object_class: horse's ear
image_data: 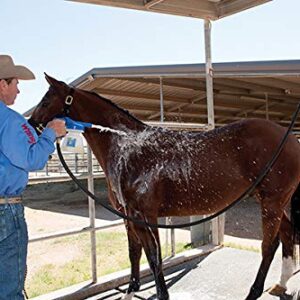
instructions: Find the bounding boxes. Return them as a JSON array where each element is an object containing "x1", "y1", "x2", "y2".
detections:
[{"x1": 44, "y1": 73, "x2": 65, "y2": 87}]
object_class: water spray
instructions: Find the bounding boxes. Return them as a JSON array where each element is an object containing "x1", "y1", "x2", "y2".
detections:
[{"x1": 60, "y1": 117, "x2": 126, "y2": 153}]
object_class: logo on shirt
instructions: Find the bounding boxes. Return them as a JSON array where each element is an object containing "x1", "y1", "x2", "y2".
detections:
[{"x1": 22, "y1": 124, "x2": 36, "y2": 144}]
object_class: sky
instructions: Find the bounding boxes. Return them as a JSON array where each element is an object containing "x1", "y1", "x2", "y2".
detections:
[{"x1": 1, "y1": 0, "x2": 300, "y2": 114}]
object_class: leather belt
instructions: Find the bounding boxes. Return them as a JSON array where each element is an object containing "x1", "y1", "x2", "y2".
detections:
[{"x1": 0, "y1": 197, "x2": 22, "y2": 204}]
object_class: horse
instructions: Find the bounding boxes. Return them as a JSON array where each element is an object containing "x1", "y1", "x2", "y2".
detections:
[{"x1": 29, "y1": 74, "x2": 300, "y2": 300}]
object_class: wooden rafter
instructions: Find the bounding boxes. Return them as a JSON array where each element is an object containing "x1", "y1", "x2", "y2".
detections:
[{"x1": 144, "y1": 0, "x2": 165, "y2": 9}]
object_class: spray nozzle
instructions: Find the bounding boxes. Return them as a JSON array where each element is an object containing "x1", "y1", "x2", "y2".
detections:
[
  {"x1": 56, "y1": 116, "x2": 126, "y2": 154},
  {"x1": 58, "y1": 117, "x2": 90, "y2": 154},
  {"x1": 59, "y1": 117, "x2": 92, "y2": 132}
]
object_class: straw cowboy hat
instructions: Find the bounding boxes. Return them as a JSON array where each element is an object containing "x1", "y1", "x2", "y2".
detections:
[{"x1": 0, "y1": 55, "x2": 35, "y2": 80}]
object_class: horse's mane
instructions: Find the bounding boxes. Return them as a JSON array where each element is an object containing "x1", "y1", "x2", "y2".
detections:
[{"x1": 83, "y1": 89, "x2": 146, "y2": 126}]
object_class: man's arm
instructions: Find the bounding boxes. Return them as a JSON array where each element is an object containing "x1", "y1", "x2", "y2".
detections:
[{"x1": 0, "y1": 116, "x2": 66, "y2": 171}]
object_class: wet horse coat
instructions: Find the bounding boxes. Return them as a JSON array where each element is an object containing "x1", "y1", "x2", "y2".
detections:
[{"x1": 30, "y1": 75, "x2": 300, "y2": 300}]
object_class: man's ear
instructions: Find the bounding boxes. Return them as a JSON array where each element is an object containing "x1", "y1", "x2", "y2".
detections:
[{"x1": 0, "y1": 79, "x2": 6, "y2": 90}]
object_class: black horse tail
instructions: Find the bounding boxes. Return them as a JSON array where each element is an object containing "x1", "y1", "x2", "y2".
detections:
[{"x1": 291, "y1": 183, "x2": 300, "y2": 264}]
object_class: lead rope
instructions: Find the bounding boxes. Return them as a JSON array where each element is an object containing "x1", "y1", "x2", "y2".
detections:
[{"x1": 56, "y1": 102, "x2": 300, "y2": 229}]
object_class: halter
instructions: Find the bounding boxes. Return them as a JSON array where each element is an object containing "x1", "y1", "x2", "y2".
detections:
[
  {"x1": 62, "y1": 89, "x2": 74, "y2": 117},
  {"x1": 28, "y1": 89, "x2": 74, "y2": 135}
]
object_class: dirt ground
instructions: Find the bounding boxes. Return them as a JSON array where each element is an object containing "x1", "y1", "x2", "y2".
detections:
[{"x1": 23, "y1": 178, "x2": 263, "y2": 277}]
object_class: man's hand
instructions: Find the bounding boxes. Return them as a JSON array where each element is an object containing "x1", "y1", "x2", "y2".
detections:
[{"x1": 46, "y1": 119, "x2": 67, "y2": 138}]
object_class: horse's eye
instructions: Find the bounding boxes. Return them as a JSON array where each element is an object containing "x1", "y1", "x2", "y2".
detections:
[{"x1": 41, "y1": 102, "x2": 49, "y2": 108}]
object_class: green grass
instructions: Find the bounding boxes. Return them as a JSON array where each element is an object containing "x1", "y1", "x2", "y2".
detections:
[
  {"x1": 27, "y1": 231, "x2": 191, "y2": 298},
  {"x1": 224, "y1": 241, "x2": 260, "y2": 253}
]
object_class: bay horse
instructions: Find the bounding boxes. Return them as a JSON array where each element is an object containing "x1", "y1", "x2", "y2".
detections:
[{"x1": 30, "y1": 74, "x2": 300, "y2": 300}]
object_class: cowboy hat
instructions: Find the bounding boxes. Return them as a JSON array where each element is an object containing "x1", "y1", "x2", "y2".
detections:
[{"x1": 0, "y1": 55, "x2": 35, "y2": 80}]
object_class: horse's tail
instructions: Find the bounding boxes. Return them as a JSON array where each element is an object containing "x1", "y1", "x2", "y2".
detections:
[{"x1": 291, "y1": 183, "x2": 300, "y2": 265}]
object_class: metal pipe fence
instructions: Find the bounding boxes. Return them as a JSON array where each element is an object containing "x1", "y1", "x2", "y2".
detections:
[{"x1": 29, "y1": 148, "x2": 102, "y2": 179}]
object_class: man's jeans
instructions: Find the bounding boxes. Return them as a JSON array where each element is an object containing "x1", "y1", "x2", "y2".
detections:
[{"x1": 0, "y1": 204, "x2": 28, "y2": 300}]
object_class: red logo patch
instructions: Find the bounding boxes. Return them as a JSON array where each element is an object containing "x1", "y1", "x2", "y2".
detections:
[{"x1": 22, "y1": 124, "x2": 36, "y2": 144}]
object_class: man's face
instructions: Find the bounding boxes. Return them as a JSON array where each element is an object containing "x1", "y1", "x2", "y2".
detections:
[{"x1": 0, "y1": 78, "x2": 20, "y2": 106}]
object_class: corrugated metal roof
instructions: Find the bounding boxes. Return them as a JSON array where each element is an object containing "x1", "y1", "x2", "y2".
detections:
[
  {"x1": 67, "y1": 0, "x2": 272, "y2": 20},
  {"x1": 67, "y1": 60, "x2": 300, "y2": 129}
]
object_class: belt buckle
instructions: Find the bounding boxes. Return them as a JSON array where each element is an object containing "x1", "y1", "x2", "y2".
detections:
[{"x1": 0, "y1": 196, "x2": 21, "y2": 204}]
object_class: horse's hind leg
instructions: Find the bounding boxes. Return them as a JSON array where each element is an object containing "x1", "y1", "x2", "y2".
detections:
[
  {"x1": 245, "y1": 199, "x2": 282, "y2": 300},
  {"x1": 122, "y1": 221, "x2": 142, "y2": 299},
  {"x1": 268, "y1": 213, "x2": 295, "y2": 295}
]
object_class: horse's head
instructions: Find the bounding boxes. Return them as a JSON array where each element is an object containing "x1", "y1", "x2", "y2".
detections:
[
  {"x1": 30, "y1": 73, "x2": 146, "y2": 134},
  {"x1": 29, "y1": 74, "x2": 74, "y2": 133}
]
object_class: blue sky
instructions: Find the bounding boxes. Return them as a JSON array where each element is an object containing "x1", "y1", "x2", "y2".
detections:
[{"x1": 1, "y1": 0, "x2": 300, "y2": 113}]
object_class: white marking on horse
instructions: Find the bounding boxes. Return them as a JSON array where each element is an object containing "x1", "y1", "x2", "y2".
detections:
[{"x1": 280, "y1": 256, "x2": 294, "y2": 288}]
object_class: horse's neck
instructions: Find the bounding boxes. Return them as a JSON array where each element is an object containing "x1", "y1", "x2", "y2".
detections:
[
  {"x1": 74, "y1": 91, "x2": 146, "y2": 132},
  {"x1": 82, "y1": 121, "x2": 149, "y2": 177},
  {"x1": 83, "y1": 132, "x2": 112, "y2": 172}
]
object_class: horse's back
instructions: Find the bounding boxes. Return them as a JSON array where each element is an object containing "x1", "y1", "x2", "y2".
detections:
[{"x1": 159, "y1": 118, "x2": 300, "y2": 215}]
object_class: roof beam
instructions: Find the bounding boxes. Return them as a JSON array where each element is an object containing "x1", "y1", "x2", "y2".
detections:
[
  {"x1": 126, "y1": 77, "x2": 249, "y2": 94},
  {"x1": 132, "y1": 109, "x2": 300, "y2": 128},
  {"x1": 143, "y1": 0, "x2": 217, "y2": 19},
  {"x1": 147, "y1": 93, "x2": 207, "y2": 120},
  {"x1": 93, "y1": 87, "x2": 190, "y2": 103},
  {"x1": 217, "y1": 102, "x2": 277, "y2": 123},
  {"x1": 114, "y1": 93, "x2": 284, "y2": 115},
  {"x1": 239, "y1": 77, "x2": 300, "y2": 95},
  {"x1": 215, "y1": 92, "x2": 298, "y2": 107},
  {"x1": 144, "y1": 0, "x2": 165, "y2": 9},
  {"x1": 68, "y1": 0, "x2": 217, "y2": 19},
  {"x1": 68, "y1": 0, "x2": 143, "y2": 10},
  {"x1": 131, "y1": 108, "x2": 283, "y2": 122},
  {"x1": 129, "y1": 101, "x2": 284, "y2": 120},
  {"x1": 218, "y1": 0, "x2": 272, "y2": 18},
  {"x1": 214, "y1": 78, "x2": 286, "y2": 95}
]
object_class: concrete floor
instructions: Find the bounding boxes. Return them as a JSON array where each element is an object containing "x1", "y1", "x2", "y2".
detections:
[{"x1": 87, "y1": 247, "x2": 300, "y2": 300}]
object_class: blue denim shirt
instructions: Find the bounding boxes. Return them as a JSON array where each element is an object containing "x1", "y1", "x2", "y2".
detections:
[{"x1": 0, "y1": 101, "x2": 56, "y2": 197}]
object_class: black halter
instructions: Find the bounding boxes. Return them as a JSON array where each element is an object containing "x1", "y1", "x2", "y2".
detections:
[{"x1": 28, "y1": 89, "x2": 74, "y2": 135}]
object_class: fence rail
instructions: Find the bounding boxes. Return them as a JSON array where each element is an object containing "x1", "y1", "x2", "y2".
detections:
[{"x1": 29, "y1": 149, "x2": 102, "y2": 180}]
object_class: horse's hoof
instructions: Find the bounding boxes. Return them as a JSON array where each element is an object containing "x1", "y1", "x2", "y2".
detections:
[
  {"x1": 268, "y1": 284, "x2": 287, "y2": 296},
  {"x1": 245, "y1": 286, "x2": 263, "y2": 300},
  {"x1": 121, "y1": 292, "x2": 135, "y2": 300}
]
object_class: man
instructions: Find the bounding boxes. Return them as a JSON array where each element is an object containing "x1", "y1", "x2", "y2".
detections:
[{"x1": 0, "y1": 55, "x2": 66, "y2": 299}]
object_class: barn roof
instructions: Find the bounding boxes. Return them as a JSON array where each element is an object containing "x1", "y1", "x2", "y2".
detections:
[
  {"x1": 67, "y1": 60, "x2": 300, "y2": 129},
  {"x1": 68, "y1": 0, "x2": 272, "y2": 20}
]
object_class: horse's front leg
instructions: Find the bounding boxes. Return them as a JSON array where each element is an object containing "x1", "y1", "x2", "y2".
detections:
[
  {"x1": 134, "y1": 216, "x2": 169, "y2": 300},
  {"x1": 122, "y1": 221, "x2": 142, "y2": 299}
]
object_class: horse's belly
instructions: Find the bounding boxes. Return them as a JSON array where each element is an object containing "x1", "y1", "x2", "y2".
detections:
[{"x1": 158, "y1": 175, "x2": 249, "y2": 217}]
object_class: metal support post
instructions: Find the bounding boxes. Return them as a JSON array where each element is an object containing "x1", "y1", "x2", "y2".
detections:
[
  {"x1": 87, "y1": 145, "x2": 97, "y2": 282},
  {"x1": 205, "y1": 19, "x2": 225, "y2": 245},
  {"x1": 190, "y1": 20, "x2": 224, "y2": 246},
  {"x1": 160, "y1": 77, "x2": 164, "y2": 123},
  {"x1": 160, "y1": 77, "x2": 175, "y2": 256},
  {"x1": 205, "y1": 19, "x2": 215, "y2": 129}
]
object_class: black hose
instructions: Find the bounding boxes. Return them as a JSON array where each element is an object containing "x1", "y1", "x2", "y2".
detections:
[{"x1": 57, "y1": 103, "x2": 300, "y2": 229}]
